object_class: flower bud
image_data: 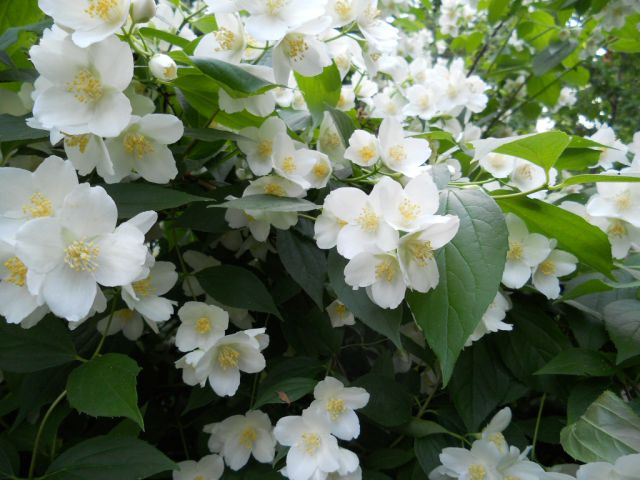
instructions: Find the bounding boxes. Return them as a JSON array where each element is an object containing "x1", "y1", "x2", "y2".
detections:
[
  {"x1": 131, "y1": 0, "x2": 156, "y2": 24},
  {"x1": 149, "y1": 54, "x2": 178, "y2": 81}
]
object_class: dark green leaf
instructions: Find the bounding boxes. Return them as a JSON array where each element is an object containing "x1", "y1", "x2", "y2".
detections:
[
  {"x1": 603, "y1": 299, "x2": 640, "y2": 364},
  {"x1": 212, "y1": 194, "x2": 319, "y2": 213},
  {"x1": 488, "y1": 0, "x2": 509, "y2": 22},
  {"x1": 139, "y1": 27, "x2": 191, "y2": 50},
  {"x1": 295, "y1": 63, "x2": 342, "y2": 124},
  {"x1": 0, "y1": 114, "x2": 48, "y2": 142},
  {"x1": 567, "y1": 380, "x2": 610, "y2": 424},
  {"x1": 253, "y1": 377, "x2": 317, "y2": 408},
  {"x1": 536, "y1": 348, "x2": 614, "y2": 376},
  {"x1": 183, "y1": 127, "x2": 240, "y2": 142},
  {"x1": 493, "y1": 131, "x2": 571, "y2": 171},
  {"x1": 532, "y1": 40, "x2": 579, "y2": 76},
  {"x1": 191, "y1": 57, "x2": 275, "y2": 96},
  {"x1": 353, "y1": 374, "x2": 412, "y2": 427},
  {"x1": 415, "y1": 435, "x2": 457, "y2": 476},
  {"x1": 327, "y1": 106, "x2": 356, "y2": 145}
]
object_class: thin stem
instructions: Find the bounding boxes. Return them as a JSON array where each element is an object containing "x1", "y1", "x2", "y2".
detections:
[
  {"x1": 298, "y1": 213, "x2": 317, "y2": 221},
  {"x1": 467, "y1": 20, "x2": 505, "y2": 77},
  {"x1": 28, "y1": 391, "x2": 67, "y2": 480},
  {"x1": 490, "y1": 184, "x2": 547, "y2": 199},
  {"x1": 91, "y1": 297, "x2": 118, "y2": 360},
  {"x1": 531, "y1": 393, "x2": 546, "y2": 461}
]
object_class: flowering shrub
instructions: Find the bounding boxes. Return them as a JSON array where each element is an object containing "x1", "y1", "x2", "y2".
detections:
[{"x1": 1, "y1": 0, "x2": 640, "y2": 479}]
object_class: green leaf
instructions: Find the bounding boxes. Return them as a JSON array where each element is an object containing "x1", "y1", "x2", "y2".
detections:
[
  {"x1": 253, "y1": 377, "x2": 317, "y2": 408},
  {"x1": 415, "y1": 435, "x2": 457, "y2": 476},
  {"x1": 295, "y1": 63, "x2": 342, "y2": 125},
  {"x1": 450, "y1": 339, "x2": 512, "y2": 431},
  {"x1": 559, "y1": 174, "x2": 640, "y2": 187},
  {"x1": 46, "y1": 435, "x2": 175, "y2": 480},
  {"x1": 0, "y1": 1, "x2": 44, "y2": 38},
  {"x1": 183, "y1": 127, "x2": 241, "y2": 142},
  {"x1": 175, "y1": 203, "x2": 228, "y2": 233},
  {"x1": 0, "y1": 114, "x2": 48, "y2": 142},
  {"x1": 560, "y1": 391, "x2": 640, "y2": 463},
  {"x1": 532, "y1": 40, "x2": 579, "y2": 76},
  {"x1": 0, "y1": 318, "x2": 77, "y2": 373},
  {"x1": 488, "y1": 0, "x2": 509, "y2": 22},
  {"x1": 212, "y1": 194, "x2": 319, "y2": 213},
  {"x1": 327, "y1": 251, "x2": 402, "y2": 348},
  {"x1": 66, "y1": 354, "x2": 144, "y2": 429},
  {"x1": 327, "y1": 106, "x2": 356, "y2": 145},
  {"x1": 493, "y1": 131, "x2": 571, "y2": 171},
  {"x1": 535, "y1": 348, "x2": 615, "y2": 376},
  {"x1": 191, "y1": 57, "x2": 275, "y2": 97},
  {"x1": 497, "y1": 196, "x2": 614, "y2": 277},
  {"x1": 196, "y1": 265, "x2": 281, "y2": 318},
  {"x1": 102, "y1": 183, "x2": 211, "y2": 218},
  {"x1": 276, "y1": 230, "x2": 327, "y2": 308},
  {"x1": 0, "y1": 442, "x2": 15, "y2": 479},
  {"x1": 353, "y1": 374, "x2": 412, "y2": 427},
  {"x1": 139, "y1": 27, "x2": 191, "y2": 50},
  {"x1": 407, "y1": 189, "x2": 508, "y2": 385},
  {"x1": 603, "y1": 299, "x2": 640, "y2": 364}
]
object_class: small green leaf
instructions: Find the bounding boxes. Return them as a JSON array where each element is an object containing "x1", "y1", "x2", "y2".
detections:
[
  {"x1": 493, "y1": 131, "x2": 571, "y2": 171},
  {"x1": 295, "y1": 63, "x2": 342, "y2": 125},
  {"x1": 212, "y1": 194, "x2": 319, "y2": 213},
  {"x1": 353, "y1": 374, "x2": 412, "y2": 427},
  {"x1": 253, "y1": 377, "x2": 317, "y2": 408},
  {"x1": 183, "y1": 127, "x2": 241, "y2": 142},
  {"x1": 559, "y1": 174, "x2": 640, "y2": 187},
  {"x1": 103, "y1": 183, "x2": 211, "y2": 218},
  {"x1": 197, "y1": 265, "x2": 281, "y2": 318},
  {"x1": 532, "y1": 40, "x2": 579, "y2": 76},
  {"x1": 139, "y1": 27, "x2": 191, "y2": 50},
  {"x1": 402, "y1": 419, "x2": 450, "y2": 438},
  {"x1": 407, "y1": 189, "x2": 508, "y2": 385},
  {"x1": 46, "y1": 435, "x2": 175, "y2": 480},
  {"x1": 67, "y1": 354, "x2": 144, "y2": 429},
  {"x1": 191, "y1": 57, "x2": 275, "y2": 97},
  {"x1": 0, "y1": 114, "x2": 48, "y2": 142},
  {"x1": 0, "y1": 318, "x2": 77, "y2": 373},
  {"x1": 560, "y1": 391, "x2": 640, "y2": 463},
  {"x1": 488, "y1": 0, "x2": 509, "y2": 22},
  {"x1": 536, "y1": 348, "x2": 615, "y2": 376},
  {"x1": 326, "y1": 106, "x2": 356, "y2": 145},
  {"x1": 603, "y1": 299, "x2": 640, "y2": 364},
  {"x1": 415, "y1": 435, "x2": 457, "y2": 476},
  {"x1": 327, "y1": 251, "x2": 402, "y2": 348}
]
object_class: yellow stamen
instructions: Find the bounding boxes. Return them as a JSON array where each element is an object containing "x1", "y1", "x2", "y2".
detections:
[
  {"x1": 507, "y1": 241, "x2": 524, "y2": 261},
  {"x1": 334, "y1": 0, "x2": 353, "y2": 19},
  {"x1": 239, "y1": 427, "x2": 257, "y2": 448},
  {"x1": 264, "y1": 183, "x2": 287, "y2": 197},
  {"x1": 615, "y1": 192, "x2": 632, "y2": 211},
  {"x1": 281, "y1": 156, "x2": 296, "y2": 174},
  {"x1": 357, "y1": 207, "x2": 379, "y2": 232},
  {"x1": 3, "y1": 257, "x2": 27, "y2": 287},
  {"x1": 214, "y1": 27, "x2": 235, "y2": 51},
  {"x1": 284, "y1": 35, "x2": 309, "y2": 61},
  {"x1": 326, "y1": 397, "x2": 346, "y2": 420},
  {"x1": 217, "y1": 345, "x2": 240, "y2": 369},
  {"x1": 375, "y1": 258, "x2": 397, "y2": 282},
  {"x1": 266, "y1": 0, "x2": 286, "y2": 14},
  {"x1": 22, "y1": 192, "x2": 53, "y2": 218},
  {"x1": 409, "y1": 240, "x2": 434, "y2": 266},
  {"x1": 608, "y1": 220, "x2": 627, "y2": 238},
  {"x1": 540, "y1": 259, "x2": 556, "y2": 276},
  {"x1": 85, "y1": 0, "x2": 120, "y2": 20},
  {"x1": 64, "y1": 134, "x2": 90, "y2": 154},
  {"x1": 398, "y1": 198, "x2": 421, "y2": 222},
  {"x1": 67, "y1": 69, "x2": 103, "y2": 104},
  {"x1": 313, "y1": 162, "x2": 330, "y2": 179},
  {"x1": 302, "y1": 432, "x2": 321, "y2": 454},
  {"x1": 132, "y1": 276, "x2": 154, "y2": 297},
  {"x1": 335, "y1": 303, "x2": 347, "y2": 317},
  {"x1": 389, "y1": 145, "x2": 407, "y2": 164},
  {"x1": 64, "y1": 239, "x2": 100, "y2": 272},
  {"x1": 257, "y1": 139, "x2": 273, "y2": 158},
  {"x1": 468, "y1": 464, "x2": 486, "y2": 480},
  {"x1": 358, "y1": 145, "x2": 377, "y2": 165},
  {"x1": 195, "y1": 317, "x2": 211, "y2": 334},
  {"x1": 123, "y1": 133, "x2": 154, "y2": 160}
]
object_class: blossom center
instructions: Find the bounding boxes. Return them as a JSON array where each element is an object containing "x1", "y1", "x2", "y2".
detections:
[
  {"x1": 266, "y1": 0, "x2": 286, "y2": 15},
  {"x1": 507, "y1": 241, "x2": 523, "y2": 261},
  {"x1": 375, "y1": 258, "x2": 397, "y2": 282},
  {"x1": 335, "y1": 302, "x2": 347, "y2": 316},
  {"x1": 282, "y1": 156, "x2": 297, "y2": 174},
  {"x1": 124, "y1": 133, "x2": 154, "y2": 160},
  {"x1": 257, "y1": 139, "x2": 273, "y2": 158},
  {"x1": 540, "y1": 259, "x2": 556, "y2": 276},
  {"x1": 446, "y1": 84, "x2": 459, "y2": 99},
  {"x1": 409, "y1": 240, "x2": 434, "y2": 266},
  {"x1": 65, "y1": 134, "x2": 90, "y2": 154},
  {"x1": 67, "y1": 69, "x2": 103, "y2": 104},
  {"x1": 4, "y1": 256, "x2": 27, "y2": 287},
  {"x1": 22, "y1": 192, "x2": 53, "y2": 218},
  {"x1": 357, "y1": 207, "x2": 379, "y2": 232},
  {"x1": 398, "y1": 198, "x2": 421, "y2": 222},
  {"x1": 239, "y1": 426, "x2": 257, "y2": 448},
  {"x1": 264, "y1": 183, "x2": 287, "y2": 197},
  {"x1": 195, "y1": 317, "x2": 211, "y2": 334},
  {"x1": 389, "y1": 145, "x2": 407, "y2": 164},
  {"x1": 419, "y1": 95, "x2": 430, "y2": 109},
  {"x1": 163, "y1": 64, "x2": 177, "y2": 79},
  {"x1": 468, "y1": 464, "x2": 486, "y2": 480},
  {"x1": 323, "y1": 132, "x2": 341, "y2": 148},
  {"x1": 132, "y1": 276, "x2": 154, "y2": 297},
  {"x1": 488, "y1": 432, "x2": 506, "y2": 450},
  {"x1": 301, "y1": 432, "x2": 321, "y2": 454},
  {"x1": 515, "y1": 163, "x2": 533, "y2": 180},
  {"x1": 334, "y1": 0, "x2": 353, "y2": 19},
  {"x1": 615, "y1": 192, "x2": 632, "y2": 211},
  {"x1": 608, "y1": 220, "x2": 627, "y2": 238},
  {"x1": 359, "y1": 145, "x2": 377, "y2": 164},
  {"x1": 194, "y1": 476, "x2": 205, "y2": 480},
  {"x1": 217, "y1": 345, "x2": 240, "y2": 369},
  {"x1": 326, "y1": 397, "x2": 346, "y2": 420},
  {"x1": 85, "y1": 0, "x2": 121, "y2": 21},
  {"x1": 214, "y1": 27, "x2": 235, "y2": 51},
  {"x1": 64, "y1": 239, "x2": 100, "y2": 272},
  {"x1": 118, "y1": 308, "x2": 135, "y2": 321},
  {"x1": 284, "y1": 35, "x2": 309, "y2": 61},
  {"x1": 313, "y1": 162, "x2": 330, "y2": 178}
]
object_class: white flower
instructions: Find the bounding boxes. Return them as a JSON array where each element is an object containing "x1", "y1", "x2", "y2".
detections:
[
  {"x1": 370, "y1": 88, "x2": 407, "y2": 120},
  {"x1": 208, "y1": 410, "x2": 276, "y2": 470},
  {"x1": 344, "y1": 252, "x2": 405, "y2": 309},
  {"x1": 344, "y1": 130, "x2": 380, "y2": 168},
  {"x1": 274, "y1": 409, "x2": 342, "y2": 480},
  {"x1": 131, "y1": 0, "x2": 157, "y2": 23},
  {"x1": 175, "y1": 302, "x2": 229, "y2": 352},
  {"x1": 173, "y1": 454, "x2": 224, "y2": 480},
  {"x1": 502, "y1": 214, "x2": 552, "y2": 289},
  {"x1": 149, "y1": 53, "x2": 178, "y2": 81},
  {"x1": 357, "y1": 0, "x2": 399, "y2": 53},
  {"x1": 479, "y1": 152, "x2": 516, "y2": 179},
  {"x1": 237, "y1": 117, "x2": 288, "y2": 176},
  {"x1": 532, "y1": 248, "x2": 578, "y2": 299},
  {"x1": 175, "y1": 350, "x2": 206, "y2": 386},
  {"x1": 326, "y1": 0, "x2": 366, "y2": 27},
  {"x1": 193, "y1": 14, "x2": 246, "y2": 63},
  {"x1": 576, "y1": 453, "x2": 640, "y2": 480},
  {"x1": 309, "y1": 376, "x2": 369, "y2": 440},
  {"x1": 337, "y1": 86, "x2": 356, "y2": 111},
  {"x1": 326, "y1": 300, "x2": 355, "y2": 327},
  {"x1": 303, "y1": 151, "x2": 333, "y2": 189},
  {"x1": 378, "y1": 118, "x2": 431, "y2": 177},
  {"x1": 30, "y1": 31, "x2": 133, "y2": 137},
  {"x1": 404, "y1": 84, "x2": 441, "y2": 120},
  {"x1": 589, "y1": 126, "x2": 629, "y2": 169},
  {"x1": 273, "y1": 136, "x2": 317, "y2": 188},
  {"x1": 397, "y1": 215, "x2": 460, "y2": 293},
  {"x1": 15, "y1": 184, "x2": 148, "y2": 322},
  {"x1": 105, "y1": 114, "x2": 184, "y2": 184},
  {"x1": 97, "y1": 308, "x2": 145, "y2": 341},
  {"x1": 509, "y1": 159, "x2": 548, "y2": 193},
  {"x1": 195, "y1": 331, "x2": 267, "y2": 396},
  {"x1": 465, "y1": 291, "x2": 512, "y2": 346},
  {"x1": 38, "y1": 0, "x2": 131, "y2": 47},
  {"x1": 0, "y1": 155, "x2": 78, "y2": 245},
  {"x1": 217, "y1": 65, "x2": 276, "y2": 116},
  {"x1": 64, "y1": 134, "x2": 114, "y2": 179},
  {"x1": 479, "y1": 407, "x2": 512, "y2": 454},
  {"x1": 432, "y1": 439, "x2": 501, "y2": 480},
  {"x1": 586, "y1": 181, "x2": 640, "y2": 228}
]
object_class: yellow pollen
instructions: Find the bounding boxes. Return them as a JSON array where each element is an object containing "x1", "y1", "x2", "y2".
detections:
[
  {"x1": 281, "y1": 156, "x2": 297, "y2": 174},
  {"x1": 468, "y1": 464, "x2": 486, "y2": 480},
  {"x1": 239, "y1": 427, "x2": 257, "y2": 448},
  {"x1": 515, "y1": 163, "x2": 533, "y2": 180},
  {"x1": 540, "y1": 259, "x2": 556, "y2": 276},
  {"x1": 257, "y1": 139, "x2": 273, "y2": 158},
  {"x1": 67, "y1": 69, "x2": 103, "y2": 104},
  {"x1": 3, "y1": 256, "x2": 27, "y2": 287},
  {"x1": 507, "y1": 241, "x2": 524, "y2": 261},
  {"x1": 118, "y1": 308, "x2": 135, "y2": 320},
  {"x1": 65, "y1": 134, "x2": 90, "y2": 154},
  {"x1": 398, "y1": 198, "x2": 421, "y2": 222},
  {"x1": 419, "y1": 95, "x2": 430, "y2": 109},
  {"x1": 447, "y1": 84, "x2": 458, "y2": 99},
  {"x1": 615, "y1": 192, "x2": 632, "y2": 211},
  {"x1": 132, "y1": 276, "x2": 154, "y2": 297},
  {"x1": 337, "y1": 94, "x2": 348, "y2": 109},
  {"x1": 264, "y1": 183, "x2": 287, "y2": 197},
  {"x1": 302, "y1": 432, "x2": 321, "y2": 454},
  {"x1": 64, "y1": 239, "x2": 100, "y2": 272},
  {"x1": 335, "y1": 302, "x2": 347, "y2": 316},
  {"x1": 323, "y1": 132, "x2": 341, "y2": 149},
  {"x1": 358, "y1": 145, "x2": 377, "y2": 164},
  {"x1": 214, "y1": 27, "x2": 235, "y2": 51},
  {"x1": 389, "y1": 145, "x2": 407, "y2": 164},
  {"x1": 326, "y1": 397, "x2": 346, "y2": 420},
  {"x1": 194, "y1": 476, "x2": 205, "y2": 480},
  {"x1": 375, "y1": 258, "x2": 397, "y2": 282},
  {"x1": 608, "y1": 220, "x2": 627, "y2": 238},
  {"x1": 266, "y1": 0, "x2": 286, "y2": 15},
  {"x1": 123, "y1": 133, "x2": 154, "y2": 160},
  {"x1": 334, "y1": 0, "x2": 352, "y2": 19},
  {"x1": 162, "y1": 65, "x2": 177, "y2": 79},
  {"x1": 313, "y1": 162, "x2": 330, "y2": 178},
  {"x1": 22, "y1": 192, "x2": 53, "y2": 218},
  {"x1": 217, "y1": 345, "x2": 240, "y2": 369},
  {"x1": 488, "y1": 432, "x2": 506, "y2": 449},
  {"x1": 357, "y1": 207, "x2": 379, "y2": 232},
  {"x1": 385, "y1": 103, "x2": 398, "y2": 115},
  {"x1": 488, "y1": 153, "x2": 509, "y2": 170},
  {"x1": 195, "y1": 317, "x2": 211, "y2": 334},
  {"x1": 337, "y1": 218, "x2": 348, "y2": 227},
  {"x1": 504, "y1": 476, "x2": 521, "y2": 480},
  {"x1": 85, "y1": 0, "x2": 120, "y2": 20},
  {"x1": 409, "y1": 240, "x2": 434, "y2": 266},
  {"x1": 285, "y1": 35, "x2": 309, "y2": 61}
]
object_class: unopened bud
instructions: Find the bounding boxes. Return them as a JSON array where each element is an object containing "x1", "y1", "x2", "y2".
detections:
[
  {"x1": 131, "y1": 0, "x2": 156, "y2": 23},
  {"x1": 149, "y1": 54, "x2": 178, "y2": 81}
]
